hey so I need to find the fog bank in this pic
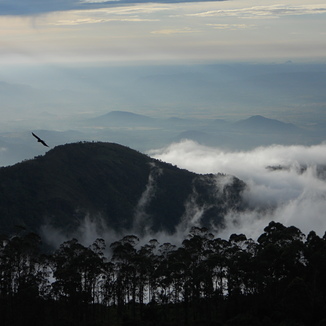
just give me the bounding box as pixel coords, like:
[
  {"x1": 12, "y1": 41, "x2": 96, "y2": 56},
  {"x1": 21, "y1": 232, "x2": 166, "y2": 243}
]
[{"x1": 150, "y1": 140, "x2": 326, "y2": 239}]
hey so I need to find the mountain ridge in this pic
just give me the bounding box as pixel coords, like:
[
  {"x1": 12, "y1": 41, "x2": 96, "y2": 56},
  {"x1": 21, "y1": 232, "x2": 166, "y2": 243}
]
[{"x1": 0, "y1": 142, "x2": 245, "y2": 239}]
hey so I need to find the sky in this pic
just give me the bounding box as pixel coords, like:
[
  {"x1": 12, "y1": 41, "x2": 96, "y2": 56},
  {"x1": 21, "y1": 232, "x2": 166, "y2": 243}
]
[{"x1": 1, "y1": 0, "x2": 326, "y2": 65}]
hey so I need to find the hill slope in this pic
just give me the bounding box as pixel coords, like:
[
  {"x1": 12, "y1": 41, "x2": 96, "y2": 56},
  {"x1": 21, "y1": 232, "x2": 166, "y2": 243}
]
[{"x1": 0, "y1": 142, "x2": 245, "y2": 237}]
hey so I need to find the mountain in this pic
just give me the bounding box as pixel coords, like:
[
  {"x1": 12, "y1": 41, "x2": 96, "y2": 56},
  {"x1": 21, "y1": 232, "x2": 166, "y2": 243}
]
[
  {"x1": 1, "y1": 114, "x2": 318, "y2": 169},
  {"x1": 86, "y1": 111, "x2": 157, "y2": 127},
  {"x1": 0, "y1": 142, "x2": 245, "y2": 238},
  {"x1": 233, "y1": 115, "x2": 300, "y2": 134}
]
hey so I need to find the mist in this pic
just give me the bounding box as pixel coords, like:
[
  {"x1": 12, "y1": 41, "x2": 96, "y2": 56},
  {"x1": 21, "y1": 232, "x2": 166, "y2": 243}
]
[
  {"x1": 150, "y1": 140, "x2": 326, "y2": 239},
  {"x1": 40, "y1": 139, "x2": 326, "y2": 250}
]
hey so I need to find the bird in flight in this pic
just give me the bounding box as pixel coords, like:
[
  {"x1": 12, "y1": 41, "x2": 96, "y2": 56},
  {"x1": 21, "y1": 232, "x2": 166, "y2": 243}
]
[{"x1": 32, "y1": 132, "x2": 49, "y2": 147}]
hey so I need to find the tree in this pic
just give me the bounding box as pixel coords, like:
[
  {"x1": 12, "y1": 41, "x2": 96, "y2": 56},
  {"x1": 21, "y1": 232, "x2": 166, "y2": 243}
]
[
  {"x1": 52, "y1": 238, "x2": 105, "y2": 325},
  {"x1": 255, "y1": 222, "x2": 306, "y2": 322},
  {"x1": 0, "y1": 232, "x2": 49, "y2": 325},
  {"x1": 110, "y1": 235, "x2": 140, "y2": 320}
]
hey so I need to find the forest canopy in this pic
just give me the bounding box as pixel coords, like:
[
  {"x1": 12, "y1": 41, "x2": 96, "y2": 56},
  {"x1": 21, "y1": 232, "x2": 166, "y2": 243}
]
[{"x1": 1, "y1": 221, "x2": 326, "y2": 326}]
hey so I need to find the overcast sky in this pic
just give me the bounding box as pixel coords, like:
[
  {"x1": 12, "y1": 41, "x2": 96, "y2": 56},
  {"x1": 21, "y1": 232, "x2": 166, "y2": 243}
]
[{"x1": 1, "y1": 0, "x2": 326, "y2": 65}]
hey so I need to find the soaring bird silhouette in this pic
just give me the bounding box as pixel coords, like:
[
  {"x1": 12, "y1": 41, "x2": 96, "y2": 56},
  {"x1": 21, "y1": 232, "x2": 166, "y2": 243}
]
[{"x1": 32, "y1": 132, "x2": 49, "y2": 147}]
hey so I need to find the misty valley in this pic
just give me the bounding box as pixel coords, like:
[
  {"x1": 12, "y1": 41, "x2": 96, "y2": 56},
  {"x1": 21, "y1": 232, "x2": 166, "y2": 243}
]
[{"x1": 1, "y1": 142, "x2": 326, "y2": 325}]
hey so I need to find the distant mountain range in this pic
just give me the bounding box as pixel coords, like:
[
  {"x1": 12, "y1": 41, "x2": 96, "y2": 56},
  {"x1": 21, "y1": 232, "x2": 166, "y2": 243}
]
[
  {"x1": 84, "y1": 111, "x2": 305, "y2": 134},
  {"x1": 0, "y1": 142, "x2": 245, "y2": 240},
  {"x1": 1, "y1": 112, "x2": 324, "y2": 167}
]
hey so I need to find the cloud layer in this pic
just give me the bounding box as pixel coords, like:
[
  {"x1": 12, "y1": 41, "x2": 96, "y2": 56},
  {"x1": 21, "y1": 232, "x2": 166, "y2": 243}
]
[
  {"x1": 150, "y1": 140, "x2": 326, "y2": 239},
  {"x1": 40, "y1": 140, "x2": 326, "y2": 248},
  {"x1": 188, "y1": 4, "x2": 326, "y2": 19},
  {"x1": 1, "y1": 0, "x2": 325, "y2": 64},
  {"x1": 0, "y1": 0, "x2": 225, "y2": 16}
]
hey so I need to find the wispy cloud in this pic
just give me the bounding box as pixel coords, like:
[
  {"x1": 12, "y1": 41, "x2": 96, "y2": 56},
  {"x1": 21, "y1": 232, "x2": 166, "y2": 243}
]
[
  {"x1": 133, "y1": 162, "x2": 162, "y2": 235},
  {"x1": 188, "y1": 4, "x2": 326, "y2": 19},
  {"x1": 151, "y1": 27, "x2": 195, "y2": 34},
  {"x1": 52, "y1": 17, "x2": 158, "y2": 25},
  {"x1": 206, "y1": 23, "x2": 255, "y2": 30},
  {"x1": 45, "y1": 4, "x2": 169, "y2": 26},
  {"x1": 2, "y1": 1, "x2": 325, "y2": 64},
  {"x1": 0, "y1": 0, "x2": 225, "y2": 16}
]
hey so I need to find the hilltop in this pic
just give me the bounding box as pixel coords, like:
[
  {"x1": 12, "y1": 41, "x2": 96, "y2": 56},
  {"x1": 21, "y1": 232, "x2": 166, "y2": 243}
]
[
  {"x1": 0, "y1": 142, "x2": 245, "y2": 238},
  {"x1": 233, "y1": 115, "x2": 300, "y2": 133}
]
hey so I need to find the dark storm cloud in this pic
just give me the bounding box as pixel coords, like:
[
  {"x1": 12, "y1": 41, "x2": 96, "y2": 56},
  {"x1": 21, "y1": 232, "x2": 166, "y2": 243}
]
[{"x1": 0, "y1": 0, "x2": 225, "y2": 16}]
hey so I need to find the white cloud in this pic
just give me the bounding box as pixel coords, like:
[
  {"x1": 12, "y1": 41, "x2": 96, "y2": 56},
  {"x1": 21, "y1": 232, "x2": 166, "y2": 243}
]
[
  {"x1": 206, "y1": 23, "x2": 255, "y2": 30},
  {"x1": 188, "y1": 4, "x2": 326, "y2": 19},
  {"x1": 133, "y1": 162, "x2": 162, "y2": 234},
  {"x1": 150, "y1": 140, "x2": 326, "y2": 239},
  {"x1": 51, "y1": 17, "x2": 158, "y2": 25},
  {"x1": 2, "y1": 0, "x2": 326, "y2": 68},
  {"x1": 151, "y1": 27, "x2": 195, "y2": 34}
]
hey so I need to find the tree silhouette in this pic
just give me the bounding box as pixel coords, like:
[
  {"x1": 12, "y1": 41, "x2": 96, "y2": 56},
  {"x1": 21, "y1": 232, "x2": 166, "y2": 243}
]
[{"x1": 2, "y1": 222, "x2": 326, "y2": 325}]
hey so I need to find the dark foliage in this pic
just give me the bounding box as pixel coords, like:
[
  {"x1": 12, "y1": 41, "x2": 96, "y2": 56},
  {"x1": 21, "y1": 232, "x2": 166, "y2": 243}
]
[
  {"x1": 1, "y1": 223, "x2": 326, "y2": 325},
  {"x1": 0, "y1": 142, "x2": 245, "y2": 235}
]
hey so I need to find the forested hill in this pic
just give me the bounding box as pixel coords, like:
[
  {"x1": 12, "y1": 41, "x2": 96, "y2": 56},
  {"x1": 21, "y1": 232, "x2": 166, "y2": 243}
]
[{"x1": 0, "y1": 142, "x2": 245, "y2": 237}]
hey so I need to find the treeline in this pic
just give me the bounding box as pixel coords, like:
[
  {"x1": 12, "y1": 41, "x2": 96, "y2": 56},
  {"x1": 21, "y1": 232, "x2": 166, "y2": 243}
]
[{"x1": 1, "y1": 222, "x2": 326, "y2": 326}]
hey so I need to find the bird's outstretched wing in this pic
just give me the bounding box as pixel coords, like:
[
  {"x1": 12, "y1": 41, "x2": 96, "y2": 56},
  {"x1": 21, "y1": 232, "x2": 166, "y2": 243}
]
[{"x1": 32, "y1": 132, "x2": 49, "y2": 147}]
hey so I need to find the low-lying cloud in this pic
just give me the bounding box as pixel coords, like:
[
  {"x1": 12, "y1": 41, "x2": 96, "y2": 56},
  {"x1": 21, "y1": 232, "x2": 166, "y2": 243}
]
[
  {"x1": 133, "y1": 162, "x2": 162, "y2": 235},
  {"x1": 149, "y1": 140, "x2": 326, "y2": 239},
  {"x1": 41, "y1": 139, "x2": 326, "y2": 249}
]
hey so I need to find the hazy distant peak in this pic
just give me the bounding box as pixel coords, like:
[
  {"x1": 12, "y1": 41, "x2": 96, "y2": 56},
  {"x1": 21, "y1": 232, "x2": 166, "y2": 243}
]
[
  {"x1": 234, "y1": 115, "x2": 300, "y2": 134},
  {"x1": 101, "y1": 110, "x2": 153, "y2": 119},
  {"x1": 107, "y1": 110, "x2": 147, "y2": 117},
  {"x1": 248, "y1": 115, "x2": 268, "y2": 120},
  {"x1": 87, "y1": 110, "x2": 155, "y2": 126}
]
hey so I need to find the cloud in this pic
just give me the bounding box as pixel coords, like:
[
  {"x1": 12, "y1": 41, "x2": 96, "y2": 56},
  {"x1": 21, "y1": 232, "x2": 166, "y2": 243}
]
[
  {"x1": 133, "y1": 162, "x2": 162, "y2": 235},
  {"x1": 206, "y1": 23, "x2": 255, "y2": 30},
  {"x1": 0, "y1": 0, "x2": 226, "y2": 16},
  {"x1": 4, "y1": 0, "x2": 324, "y2": 19},
  {"x1": 40, "y1": 140, "x2": 326, "y2": 249},
  {"x1": 149, "y1": 140, "x2": 326, "y2": 239},
  {"x1": 51, "y1": 17, "x2": 158, "y2": 25},
  {"x1": 188, "y1": 4, "x2": 326, "y2": 19},
  {"x1": 43, "y1": 4, "x2": 170, "y2": 26},
  {"x1": 41, "y1": 214, "x2": 123, "y2": 252},
  {"x1": 2, "y1": 0, "x2": 325, "y2": 64},
  {"x1": 151, "y1": 27, "x2": 195, "y2": 34}
]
